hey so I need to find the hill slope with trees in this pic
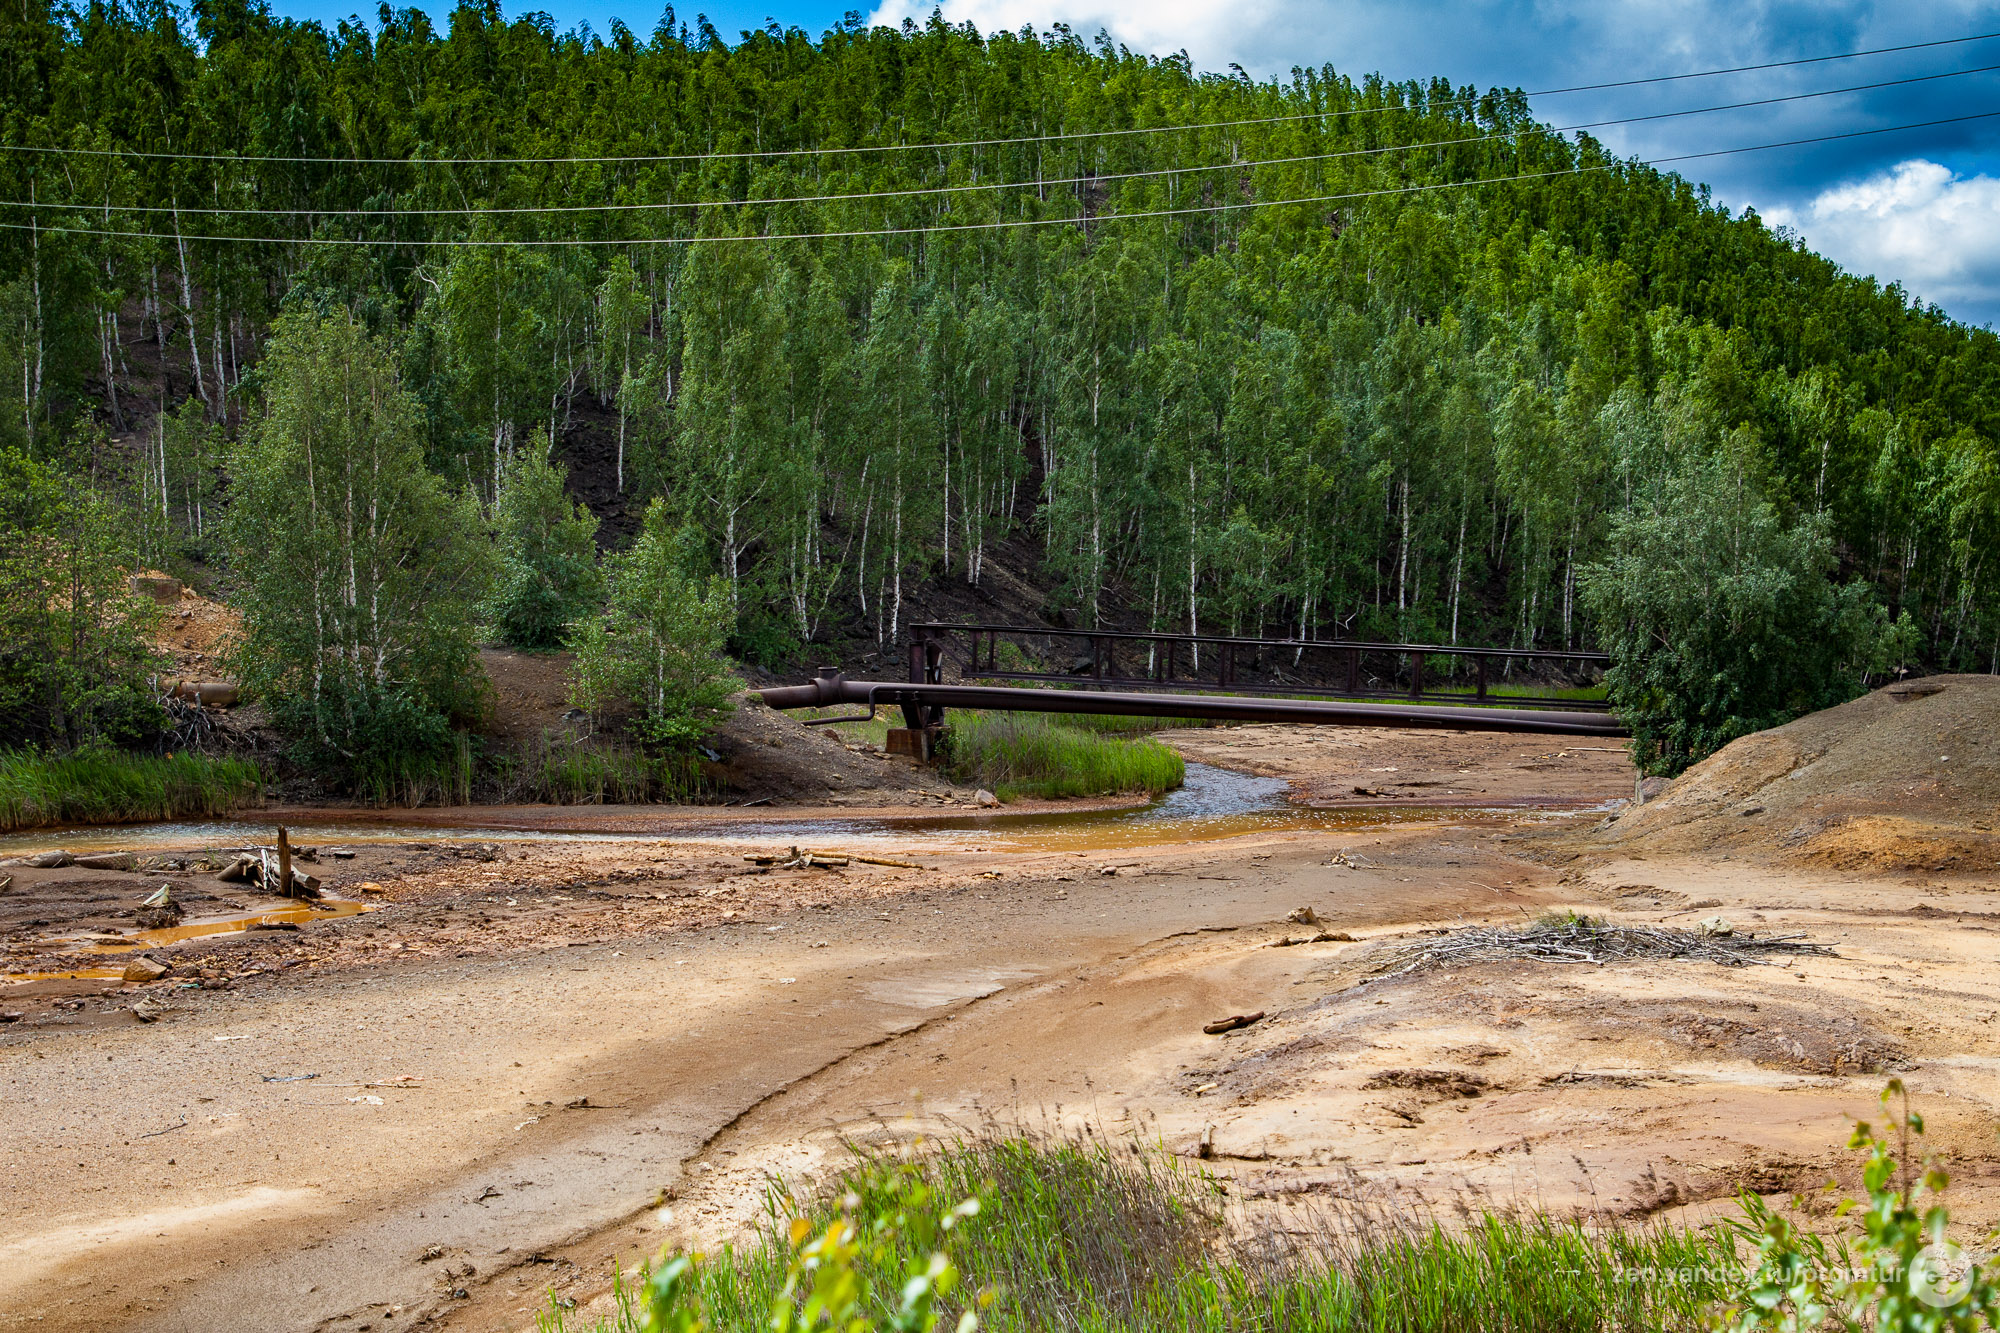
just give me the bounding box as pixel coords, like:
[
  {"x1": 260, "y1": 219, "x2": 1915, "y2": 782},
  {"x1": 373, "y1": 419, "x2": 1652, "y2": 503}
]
[{"x1": 1, "y1": 2, "x2": 1993, "y2": 784}]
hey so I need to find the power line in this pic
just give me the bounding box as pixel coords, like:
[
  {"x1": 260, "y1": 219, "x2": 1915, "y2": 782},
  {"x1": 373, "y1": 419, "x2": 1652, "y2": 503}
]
[
  {"x1": 11, "y1": 60, "x2": 1995, "y2": 221},
  {"x1": 4, "y1": 108, "x2": 1993, "y2": 248},
  {"x1": 2, "y1": 29, "x2": 1996, "y2": 168}
]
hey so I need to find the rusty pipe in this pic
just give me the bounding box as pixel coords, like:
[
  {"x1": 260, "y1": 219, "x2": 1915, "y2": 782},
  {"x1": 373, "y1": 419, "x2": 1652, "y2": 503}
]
[{"x1": 755, "y1": 673, "x2": 1627, "y2": 738}]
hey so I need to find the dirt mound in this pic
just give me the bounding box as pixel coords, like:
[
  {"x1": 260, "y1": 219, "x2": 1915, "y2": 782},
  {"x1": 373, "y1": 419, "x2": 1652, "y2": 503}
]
[
  {"x1": 474, "y1": 650, "x2": 976, "y2": 805},
  {"x1": 707, "y1": 695, "x2": 974, "y2": 805},
  {"x1": 138, "y1": 572, "x2": 241, "y2": 676},
  {"x1": 1591, "y1": 675, "x2": 2000, "y2": 870}
]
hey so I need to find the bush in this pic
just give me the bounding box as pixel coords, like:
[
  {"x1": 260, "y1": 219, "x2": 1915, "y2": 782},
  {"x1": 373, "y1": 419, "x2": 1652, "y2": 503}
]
[
  {"x1": 0, "y1": 447, "x2": 165, "y2": 750},
  {"x1": 487, "y1": 439, "x2": 604, "y2": 651},
  {"x1": 568, "y1": 499, "x2": 740, "y2": 750},
  {"x1": 1580, "y1": 453, "x2": 1912, "y2": 776}
]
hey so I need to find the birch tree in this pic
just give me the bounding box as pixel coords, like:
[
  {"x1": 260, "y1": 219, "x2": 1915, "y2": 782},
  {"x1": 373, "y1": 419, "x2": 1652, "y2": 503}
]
[{"x1": 227, "y1": 312, "x2": 491, "y2": 785}]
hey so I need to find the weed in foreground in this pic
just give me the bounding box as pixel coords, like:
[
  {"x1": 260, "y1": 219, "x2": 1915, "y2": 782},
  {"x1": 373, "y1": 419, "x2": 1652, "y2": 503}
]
[{"x1": 541, "y1": 1084, "x2": 2000, "y2": 1332}]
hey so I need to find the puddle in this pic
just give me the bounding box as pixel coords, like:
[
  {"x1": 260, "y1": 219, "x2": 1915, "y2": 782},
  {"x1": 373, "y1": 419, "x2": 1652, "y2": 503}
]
[{"x1": 5, "y1": 900, "x2": 370, "y2": 984}]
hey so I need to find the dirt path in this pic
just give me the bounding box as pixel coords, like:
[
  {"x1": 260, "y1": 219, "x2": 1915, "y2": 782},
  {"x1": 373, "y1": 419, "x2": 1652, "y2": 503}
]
[{"x1": 8, "y1": 723, "x2": 2000, "y2": 1332}]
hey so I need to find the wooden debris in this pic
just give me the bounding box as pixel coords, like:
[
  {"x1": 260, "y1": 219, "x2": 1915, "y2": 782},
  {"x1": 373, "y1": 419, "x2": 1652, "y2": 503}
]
[
  {"x1": 1361, "y1": 916, "x2": 1834, "y2": 986},
  {"x1": 742, "y1": 846, "x2": 849, "y2": 870},
  {"x1": 1203, "y1": 1011, "x2": 1265, "y2": 1035}
]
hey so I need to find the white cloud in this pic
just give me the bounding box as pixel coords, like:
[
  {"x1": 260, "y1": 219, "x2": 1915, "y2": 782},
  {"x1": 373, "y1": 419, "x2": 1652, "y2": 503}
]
[
  {"x1": 866, "y1": 0, "x2": 1272, "y2": 64},
  {"x1": 1764, "y1": 160, "x2": 2000, "y2": 323}
]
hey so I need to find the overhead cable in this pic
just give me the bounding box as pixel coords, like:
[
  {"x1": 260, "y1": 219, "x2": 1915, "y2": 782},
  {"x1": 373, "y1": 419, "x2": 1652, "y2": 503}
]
[
  {"x1": 10, "y1": 60, "x2": 1994, "y2": 220},
  {"x1": 4, "y1": 107, "x2": 1993, "y2": 248}
]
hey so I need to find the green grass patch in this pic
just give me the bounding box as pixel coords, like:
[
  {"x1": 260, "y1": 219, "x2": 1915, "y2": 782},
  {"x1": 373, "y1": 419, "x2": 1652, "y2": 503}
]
[
  {"x1": 538, "y1": 1133, "x2": 1734, "y2": 1333},
  {"x1": 492, "y1": 731, "x2": 706, "y2": 805},
  {"x1": 1425, "y1": 681, "x2": 1608, "y2": 703},
  {"x1": 938, "y1": 712, "x2": 1185, "y2": 801},
  {"x1": 0, "y1": 748, "x2": 263, "y2": 831}
]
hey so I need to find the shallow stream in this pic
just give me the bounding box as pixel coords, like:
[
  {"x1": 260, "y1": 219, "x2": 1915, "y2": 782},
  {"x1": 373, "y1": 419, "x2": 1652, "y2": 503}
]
[{"x1": 3, "y1": 764, "x2": 1589, "y2": 981}]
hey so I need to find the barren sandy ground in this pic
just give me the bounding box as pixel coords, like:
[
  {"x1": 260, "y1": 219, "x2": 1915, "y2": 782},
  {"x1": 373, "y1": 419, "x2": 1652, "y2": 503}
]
[{"x1": 5, "y1": 718, "x2": 1999, "y2": 1332}]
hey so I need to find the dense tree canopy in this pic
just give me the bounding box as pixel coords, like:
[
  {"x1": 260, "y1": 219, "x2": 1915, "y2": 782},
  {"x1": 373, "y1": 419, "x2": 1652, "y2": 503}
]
[{"x1": 6, "y1": 0, "x2": 1998, "y2": 696}]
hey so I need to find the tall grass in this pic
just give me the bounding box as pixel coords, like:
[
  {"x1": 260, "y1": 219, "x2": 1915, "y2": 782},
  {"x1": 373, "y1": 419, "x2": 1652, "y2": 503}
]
[
  {"x1": 492, "y1": 731, "x2": 706, "y2": 805},
  {"x1": 0, "y1": 748, "x2": 263, "y2": 831},
  {"x1": 542, "y1": 1133, "x2": 1735, "y2": 1333},
  {"x1": 939, "y1": 712, "x2": 1185, "y2": 800}
]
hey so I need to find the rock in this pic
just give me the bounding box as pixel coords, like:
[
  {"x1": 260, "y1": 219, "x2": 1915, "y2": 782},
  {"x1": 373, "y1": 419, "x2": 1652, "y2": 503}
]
[
  {"x1": 74, "y1": 851, "x2": 138, "y2": 871},
  {"x1": 973, "y1": 788, "x2": 999, "y2": 807},
  {"x1": 0, "y1": 1012, "x2": 21, "y2": 1023},
  {"x1": 123, "y1": 956, "x2": 171, "y2": 982},
  {"x1": 358, "y1": 881, "x2": 387, "y2": 895},
  {"x1": 130, "y1": 996, "x2": 169, "y2": 1022},
  {"x1": 1286, "y1": 906, "x2": 1321, "y2": 926},
  {"x1": 15, "y1": 850, "x2": 73, "y2": 869},
  {"x1": 1635, "y1": 776, "x2": 1671, "y2": 804},
  {"x1": 135, "y1": 884, "x2": 185, "y2": 929},
  {"x1": 1699, "y1": 916, "x2": 1734, "y2": 938}
]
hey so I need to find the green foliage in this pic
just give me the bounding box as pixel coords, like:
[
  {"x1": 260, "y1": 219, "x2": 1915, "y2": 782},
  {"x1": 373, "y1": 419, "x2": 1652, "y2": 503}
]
[
  {"x1": 227, "y1": 312, "x2": 493, "y2": 795},
  {"x1": 544, "y1": 1134, "x2": 1732, "y2": 1333},
  {"x1": 1723, "y1": 1080, "x2": 2000, "y2": 1331},
  {"x1": 1581, "y1": 451, "x2": 1913, "y2": 775},
  {"x1": 640, "y1": 1161, "x2": 981, "y2": 1333},
  {"x1": 0, "y1": 446, "x2": 164, "y2": 750},
  {"x1": 487, "y1": 439, "x2": 604, "y2": 651},
  {"x1": 938, "y1": 713, "x2": 1186, "y2": 800},
  {"x1": 0, "y1": 747, "x2": 262, "y2": 831},
  {"x1": 14, "y1": 9, "x2": 2000, "y2": 696},
  {"x1": 495, "y1": 730, "x2": 704, "y2": 805},
  {"x1": 571, "y1": 499, "x2": 741, "y2": 749}
]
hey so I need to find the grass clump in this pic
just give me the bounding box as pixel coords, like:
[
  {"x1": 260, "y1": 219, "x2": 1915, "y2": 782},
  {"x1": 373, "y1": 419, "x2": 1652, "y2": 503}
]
[
  {"x1": 0, "y1": 748, "x2": 262, "y2": 831},
  {"x1": 497, "y1": 731, "x2": 707, "y2": 805},
  {"x1": 938, "y1": 713, "x2": 1184, "y2": 801},
  {"x1": 539, "y1": 1133, "x2": 1734, "y2": 1333}
]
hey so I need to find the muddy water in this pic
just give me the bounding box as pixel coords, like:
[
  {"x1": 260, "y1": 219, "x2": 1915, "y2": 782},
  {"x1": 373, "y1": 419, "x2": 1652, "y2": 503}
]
[
  {"x1": 0, "y1": 763, "x2": 1591, "y2": 860},
  {"x1": 5, "y1": 901, "x2": 370, "y2": 984}
]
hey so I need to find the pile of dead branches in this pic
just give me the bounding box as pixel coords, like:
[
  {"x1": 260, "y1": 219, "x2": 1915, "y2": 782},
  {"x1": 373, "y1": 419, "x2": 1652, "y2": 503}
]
[{"x1": 1362, "y1": 914, "x2": 1833, "y2": 984}]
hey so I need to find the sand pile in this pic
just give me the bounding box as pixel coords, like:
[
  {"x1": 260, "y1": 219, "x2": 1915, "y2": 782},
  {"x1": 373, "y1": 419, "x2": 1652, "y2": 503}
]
[{"x1": 1593, "y1": 674, "x2": 2000, "y2": 871}]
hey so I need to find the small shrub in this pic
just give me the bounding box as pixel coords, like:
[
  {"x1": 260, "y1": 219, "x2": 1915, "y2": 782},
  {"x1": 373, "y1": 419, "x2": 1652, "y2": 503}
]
[
  {"x1": 1722, "y1": 1079, "x2": 2000, "y2": 1331},
  {"x1": 487, "y1": 440, "x2": 604, "y2": 651}
]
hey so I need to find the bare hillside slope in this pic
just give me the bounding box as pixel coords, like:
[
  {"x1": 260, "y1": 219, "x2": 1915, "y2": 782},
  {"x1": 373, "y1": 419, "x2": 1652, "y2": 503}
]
[{"x1": 1592, "y1": 675, "x2": 2000, "y2": 871}]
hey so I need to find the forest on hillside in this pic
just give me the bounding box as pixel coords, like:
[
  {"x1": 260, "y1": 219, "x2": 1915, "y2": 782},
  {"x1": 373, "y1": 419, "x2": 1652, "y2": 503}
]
[{"x1": 2, "y1": 1, "x2": 1996, "y2": 781}]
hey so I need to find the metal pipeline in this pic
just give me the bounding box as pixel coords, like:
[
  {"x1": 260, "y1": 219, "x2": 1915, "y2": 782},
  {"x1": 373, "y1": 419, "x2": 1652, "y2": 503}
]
[{"x1": 756, "y1": 671, "x2": 1628, "y2": 738}]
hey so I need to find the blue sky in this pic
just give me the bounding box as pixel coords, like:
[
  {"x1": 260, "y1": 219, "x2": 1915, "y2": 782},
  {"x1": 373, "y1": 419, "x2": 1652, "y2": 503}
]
[{"x1": 273, "y1": 0, "x2": 2000, "y2": 326}]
